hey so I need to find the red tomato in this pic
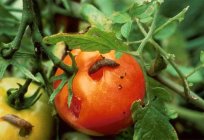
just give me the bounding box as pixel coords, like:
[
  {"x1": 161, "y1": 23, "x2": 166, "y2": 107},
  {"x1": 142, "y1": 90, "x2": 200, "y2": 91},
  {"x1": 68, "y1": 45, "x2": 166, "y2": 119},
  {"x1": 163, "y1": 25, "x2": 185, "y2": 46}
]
[{"x1": 54, "y1": 49, "x2": 145, "y2": 135}]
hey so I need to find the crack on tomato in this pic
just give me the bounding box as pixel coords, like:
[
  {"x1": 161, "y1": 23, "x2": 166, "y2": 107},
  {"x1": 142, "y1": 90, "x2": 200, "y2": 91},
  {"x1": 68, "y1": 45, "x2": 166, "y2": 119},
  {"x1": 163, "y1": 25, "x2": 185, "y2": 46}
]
[{"x1": 70, "y1": 96, "x2": 81, "y2": 118}]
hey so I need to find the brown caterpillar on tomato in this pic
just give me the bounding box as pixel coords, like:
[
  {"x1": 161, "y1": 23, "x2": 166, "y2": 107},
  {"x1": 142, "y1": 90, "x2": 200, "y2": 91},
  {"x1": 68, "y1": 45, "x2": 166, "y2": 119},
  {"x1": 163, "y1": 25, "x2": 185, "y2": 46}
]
[{"x1": 88, "y1": 58, "x2": 120, "y2": 75}]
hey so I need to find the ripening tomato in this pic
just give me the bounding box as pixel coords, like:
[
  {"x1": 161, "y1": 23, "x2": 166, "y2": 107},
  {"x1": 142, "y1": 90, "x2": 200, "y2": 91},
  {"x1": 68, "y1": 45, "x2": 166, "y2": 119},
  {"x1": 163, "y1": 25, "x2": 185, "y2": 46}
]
[
  {"x1": 0, "y1": 78, "x2": 54, "y2": 140},
  {"x1": 54, "y1": 49, "x2": 145, "y2": 135}
]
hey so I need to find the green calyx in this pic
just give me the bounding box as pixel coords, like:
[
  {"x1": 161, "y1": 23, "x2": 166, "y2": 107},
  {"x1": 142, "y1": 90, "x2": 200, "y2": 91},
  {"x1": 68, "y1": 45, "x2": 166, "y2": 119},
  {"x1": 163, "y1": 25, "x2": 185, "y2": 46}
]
[{"x1": 7, "y1": 82, "x2": 42, "y2": 110}]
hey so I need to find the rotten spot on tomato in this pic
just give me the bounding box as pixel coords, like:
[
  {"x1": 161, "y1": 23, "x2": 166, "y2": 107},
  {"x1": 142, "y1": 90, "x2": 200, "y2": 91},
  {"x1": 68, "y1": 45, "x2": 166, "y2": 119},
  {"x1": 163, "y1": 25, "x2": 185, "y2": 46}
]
[{"x1": 70, "y1": 96, "x2": 82, "y2": 118}]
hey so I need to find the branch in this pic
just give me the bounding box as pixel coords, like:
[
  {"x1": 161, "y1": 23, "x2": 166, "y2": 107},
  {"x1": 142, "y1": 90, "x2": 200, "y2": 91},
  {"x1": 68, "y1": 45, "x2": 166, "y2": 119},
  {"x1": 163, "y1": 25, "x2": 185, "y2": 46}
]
[
  {"x1": 185, "y1": 64, "x2": 204, "y2": 78},
  {"x1": 136, "y1": 8, "x2": 158, "y2": 55},
  {"x1": 136, "y1": 19, "x2": 191, "y2": 100},
  {"x1": 154, "y1": 6, "x2": 189, "y2": 34},
  {"x1": 1, "y1": 0, "x2": 75, "y2": 75},
  {"x1": 1, "y1": 0, "x2": 31, "y2": 58},
  {"x1": 154, "y1": 75, "x2": 204, "y2": 110},
  {"x1": 166, "y1": 103, "x2": 204, "y2": 133},
  {"x1": 150, "y1": 40, "x2": 191, "y2": 99}
]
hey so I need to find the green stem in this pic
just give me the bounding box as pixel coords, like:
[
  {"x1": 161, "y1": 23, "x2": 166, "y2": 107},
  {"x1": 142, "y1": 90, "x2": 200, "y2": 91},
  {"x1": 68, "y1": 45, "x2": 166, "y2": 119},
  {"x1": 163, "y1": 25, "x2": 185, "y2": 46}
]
[
  {"x1": 168, "y1": 104, "x2": 204, "y2": 120},
  {"x1": 150, "y1": 40, "x2": 191, "y2": 99},
  {"x1": 136, "y1": 9, "x2": 158, "y2": 54},
  {"x1": 1, "y1": 0, "x2": 33, "y2": 58},
  {"x1": 136, "y1": 19, "x2": 191, "y2": 100},
  {"x1": 167, "y1": 104, "x2": 204, "y2": 133},
  {"x1": 31, "y1": 23, "x2": 74, "y2": 74},
  {"x1": 154, "y1": 75, "x2": 204, "y2": 110},
  {"x1": 154, "y1": 6, "x2": 189, "y2": 34},
  {"x1": 126, "y1": 40, "x2": 143, "y2": 45},
  {"x1": 185, "y1": 64, "x2": 204, "y2": 78}
]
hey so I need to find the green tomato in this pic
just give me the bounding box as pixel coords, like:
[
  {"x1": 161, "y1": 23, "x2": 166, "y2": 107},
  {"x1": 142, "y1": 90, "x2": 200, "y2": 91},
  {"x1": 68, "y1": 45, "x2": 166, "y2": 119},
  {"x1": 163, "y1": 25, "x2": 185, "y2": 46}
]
[{"x1": 0, "y1": 77, "x2": 54, "y2": 140}]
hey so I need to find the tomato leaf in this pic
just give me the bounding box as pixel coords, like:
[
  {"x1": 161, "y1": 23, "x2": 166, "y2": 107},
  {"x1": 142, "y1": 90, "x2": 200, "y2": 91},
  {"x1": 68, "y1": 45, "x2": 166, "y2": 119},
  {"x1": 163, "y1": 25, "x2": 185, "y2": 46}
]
[
  {"x1": 0, "y1": 56, "x2": 10, "y2": 79},
  {"x1": 128, "y1": 1, "x2": 157, "y2": 23},
  {"x1": 50, "y1": 73, "x2": 68, "y2": 82},
  {"x1": 121, "y1": 21, "x2": 132, "y2": 39},
  {"x1": 11, "y1": 61, "x2": 40, "y2": 82},
  {"x1": 49, "y1": 78, "x2": 67, "y2": 103},
  {"x1": 43, "y1": 27, "x2": 128, "y2": 53},
  {"x1": 94, "y1": 0, "x2": 114, "y2": 15},
  {"x1": 131, "y1": 99, "x2": 178, "y2": 140},
  {"x1": 110, "y1": 12, "x2": 131, "y2": 24},
  {"x1": 200, "y1": 51, "x2": 204, "y2": 64},
  {"x1": 151, "y1": 87, "x2": 172, "y2": 102},
  {"x1": 67, "y1": 73, "x2": 76, "y2": 107},
  {"x1": 0, "y1": 5, "x2": 18, "y2": 21},
  {"x1": 0, "y1": 5, "x2": 19, "y2": 36},
  {"x1": 80, "y1": 4, "x2": 111, "y2": 31}
]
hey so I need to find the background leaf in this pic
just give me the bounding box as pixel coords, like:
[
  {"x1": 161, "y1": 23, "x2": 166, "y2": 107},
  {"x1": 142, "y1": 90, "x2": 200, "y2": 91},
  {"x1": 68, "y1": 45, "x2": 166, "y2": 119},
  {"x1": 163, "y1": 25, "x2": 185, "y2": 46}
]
[
  {"x1": 93, "y1": 0, "x2": 114, "y2": 15},
  {"x1": 80, "y1": 4, "x2": 111, "y2": 31},
  {"x1": 0, "y1": 57, "x2": 10, "y2": 79},
  {"x1": 111, "y1": 12, "x2": 131, "y2": 24},
  {"x1": 154, "y1": 21, "x2": 177, "y2": 40},
  {"x1": 121, "y1": 21, "x2": 132, "y2": 39},
  {"x1": 200, "y1": 51, "x2": 204, "y2": 64},
  {"x1": 0, "y1": 5, "x2": 19, "y2": 36},
  {"x1": 11, "y1": 61, "x2": 40, "y2": 82}
]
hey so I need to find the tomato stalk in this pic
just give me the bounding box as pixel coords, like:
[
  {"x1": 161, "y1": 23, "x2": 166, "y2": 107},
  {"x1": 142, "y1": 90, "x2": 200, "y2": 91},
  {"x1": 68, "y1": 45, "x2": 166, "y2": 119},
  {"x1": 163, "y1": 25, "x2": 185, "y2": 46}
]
[
  {"x1": 0, "y1": 0, "x2": 75, "y2": 75},
  {"x1": 7, "y1": 78, "x2": 42, "y2": 110}
]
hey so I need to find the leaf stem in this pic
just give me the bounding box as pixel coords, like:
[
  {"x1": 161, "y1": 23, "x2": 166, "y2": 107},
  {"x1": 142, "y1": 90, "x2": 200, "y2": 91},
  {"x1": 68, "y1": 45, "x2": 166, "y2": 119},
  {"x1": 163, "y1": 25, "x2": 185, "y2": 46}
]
[
  {"x1": 185, "y1": 64, "x2": 204, "y2": 78},
  {"x1": 125, "y1": 40, "x2": 143, "y2": 45},
  {"x1": 154, "y1": 6, "x2": 189, "y2": 34}
]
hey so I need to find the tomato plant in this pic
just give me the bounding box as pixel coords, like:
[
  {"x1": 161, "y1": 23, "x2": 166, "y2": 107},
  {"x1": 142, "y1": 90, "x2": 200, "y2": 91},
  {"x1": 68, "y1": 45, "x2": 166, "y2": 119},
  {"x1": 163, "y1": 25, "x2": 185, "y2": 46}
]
[
  {"x1": 0, "y1": 78, "x2": 54, "y2": 140},
  {"x1": 1, "y1": 0, "x2": 204, "y2": 140},
  {"x1": 54, "y1": 49, "x2": 145, "y2": 135}
]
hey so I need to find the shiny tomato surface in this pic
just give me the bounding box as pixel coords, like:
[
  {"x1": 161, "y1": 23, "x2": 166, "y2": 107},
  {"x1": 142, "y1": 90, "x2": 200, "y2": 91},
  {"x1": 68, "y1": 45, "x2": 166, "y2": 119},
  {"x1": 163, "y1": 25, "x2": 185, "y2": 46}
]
[{"x1": 54, "y1": 50, "x2": 145, "y2": 135}]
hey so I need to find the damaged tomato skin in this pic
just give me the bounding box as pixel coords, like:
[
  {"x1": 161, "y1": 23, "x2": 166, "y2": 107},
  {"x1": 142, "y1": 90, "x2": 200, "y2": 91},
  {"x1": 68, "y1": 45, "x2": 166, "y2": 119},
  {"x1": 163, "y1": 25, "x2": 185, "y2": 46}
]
[
  {"x1": 0, "y1": 78, "x2": 54, "y2": 140},
  {"x1": 54, "y1": 49, "x2": 145, "y2": 136}
]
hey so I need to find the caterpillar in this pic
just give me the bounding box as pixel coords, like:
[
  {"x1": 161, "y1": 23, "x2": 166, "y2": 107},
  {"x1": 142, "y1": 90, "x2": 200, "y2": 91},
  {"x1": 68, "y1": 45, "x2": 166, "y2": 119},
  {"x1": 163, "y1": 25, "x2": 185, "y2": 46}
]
[{"x1": 88, "y1": 58, "x2": 120, "y2": 75}]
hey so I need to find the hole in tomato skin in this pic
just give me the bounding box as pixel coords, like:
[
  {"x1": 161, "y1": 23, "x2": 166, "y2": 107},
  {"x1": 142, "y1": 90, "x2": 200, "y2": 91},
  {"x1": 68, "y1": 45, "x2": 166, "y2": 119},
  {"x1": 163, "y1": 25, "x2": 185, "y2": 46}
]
[
  {"x1": 70, "y1": 96, "x2": 81, "y2": 118},
  {"x1": 89, "y1": 68, "x2": 104, "y2": 81}
]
